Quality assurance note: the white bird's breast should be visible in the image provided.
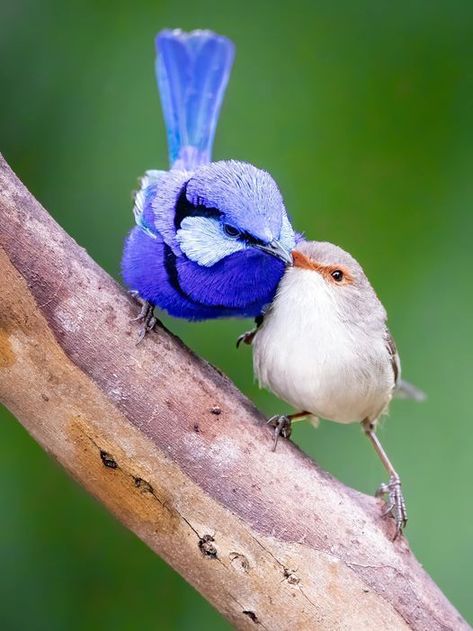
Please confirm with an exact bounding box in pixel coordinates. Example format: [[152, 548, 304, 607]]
[[252, 269, 394, 423]]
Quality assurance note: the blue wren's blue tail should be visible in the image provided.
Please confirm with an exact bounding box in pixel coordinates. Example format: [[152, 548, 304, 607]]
[[156, 29, 235, 171]]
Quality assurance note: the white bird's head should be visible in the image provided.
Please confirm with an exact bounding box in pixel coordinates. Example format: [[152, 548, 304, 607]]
[[283, 241, 387, 328]]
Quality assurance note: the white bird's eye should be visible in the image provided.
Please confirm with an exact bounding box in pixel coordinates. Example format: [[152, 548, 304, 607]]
[[331, 269, 344, 282], [223, 223, 241, 238]]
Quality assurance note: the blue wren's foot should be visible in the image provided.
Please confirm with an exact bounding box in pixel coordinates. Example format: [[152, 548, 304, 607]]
[[130, 293, 157, 343], [376, 475, 407, 540], [267, 415, 292, 451]]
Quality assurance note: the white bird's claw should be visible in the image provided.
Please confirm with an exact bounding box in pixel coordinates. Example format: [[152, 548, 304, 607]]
[[376, 475, 407, 539], [266, 415, 292, 451], [236, 328, 257, 348]]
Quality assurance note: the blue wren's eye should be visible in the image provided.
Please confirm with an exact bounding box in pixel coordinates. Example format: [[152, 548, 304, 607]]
[[223, 223, 241, 238]]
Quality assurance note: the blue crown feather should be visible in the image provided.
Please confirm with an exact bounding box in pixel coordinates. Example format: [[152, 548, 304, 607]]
[[156, 29, 235, 170]]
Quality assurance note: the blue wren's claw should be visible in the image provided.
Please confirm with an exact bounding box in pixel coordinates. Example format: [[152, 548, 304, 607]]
[[376, 475, 407, 540], [267, 415, 292, 451], [130, 295, 157, 344]]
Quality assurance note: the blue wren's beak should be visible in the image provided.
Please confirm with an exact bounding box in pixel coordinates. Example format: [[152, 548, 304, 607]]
[[255, 240, 293, 266]]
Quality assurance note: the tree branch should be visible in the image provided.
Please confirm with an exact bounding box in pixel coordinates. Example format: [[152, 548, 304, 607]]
[[0, 154, 468, 630]]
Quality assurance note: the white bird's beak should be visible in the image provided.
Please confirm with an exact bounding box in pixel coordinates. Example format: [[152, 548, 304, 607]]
[[255, 240, 293, 266]]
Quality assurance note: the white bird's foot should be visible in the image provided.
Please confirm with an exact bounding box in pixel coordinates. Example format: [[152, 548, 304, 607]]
[[267, 415, 292, 451], [376, 475, 407, 539], [236, 314, 264, 348], [129, 294, 157, 344], [236, 328, 257, 348]]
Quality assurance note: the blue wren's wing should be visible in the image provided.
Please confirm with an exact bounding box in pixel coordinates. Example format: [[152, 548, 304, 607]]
[[156, 29, 235, 170], [132, 170, 165, 239]]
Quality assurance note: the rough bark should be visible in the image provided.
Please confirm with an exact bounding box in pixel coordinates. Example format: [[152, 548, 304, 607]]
[[0, 154, 468, 630]]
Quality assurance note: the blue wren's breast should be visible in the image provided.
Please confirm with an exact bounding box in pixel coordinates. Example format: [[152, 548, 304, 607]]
[[122, 216, 287, 320]]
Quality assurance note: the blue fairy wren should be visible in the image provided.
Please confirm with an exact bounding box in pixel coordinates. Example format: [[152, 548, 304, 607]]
[[240, 241, 425, 538], [121, 29, 296, 336]]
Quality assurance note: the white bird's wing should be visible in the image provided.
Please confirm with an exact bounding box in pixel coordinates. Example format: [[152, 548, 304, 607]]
[[385, 330, 401, 387], [385, 329, 426, 402]]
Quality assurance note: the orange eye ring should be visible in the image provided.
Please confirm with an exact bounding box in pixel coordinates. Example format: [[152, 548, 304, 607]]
[[292, 251, 354, 285]]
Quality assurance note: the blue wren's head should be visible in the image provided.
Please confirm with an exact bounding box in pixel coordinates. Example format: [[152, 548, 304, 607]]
[[175, 160, 294, 268]]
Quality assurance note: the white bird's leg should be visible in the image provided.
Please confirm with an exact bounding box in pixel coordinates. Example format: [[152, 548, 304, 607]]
[[129, 292, 157, 344], [362, 419, 407, 539], [267, 411, 310, 451]]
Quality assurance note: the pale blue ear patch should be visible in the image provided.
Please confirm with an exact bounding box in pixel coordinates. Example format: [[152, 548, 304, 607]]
[[176, 216, 248, 266], [279, 213, 296, 251], [176, 212, 296, 267]]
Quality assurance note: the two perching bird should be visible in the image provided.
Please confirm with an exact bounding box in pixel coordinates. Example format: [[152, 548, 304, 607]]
[[122, 29, 424, 538]]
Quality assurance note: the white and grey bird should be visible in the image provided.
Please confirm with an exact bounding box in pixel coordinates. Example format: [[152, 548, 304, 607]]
[[239, 240, 425, 537]]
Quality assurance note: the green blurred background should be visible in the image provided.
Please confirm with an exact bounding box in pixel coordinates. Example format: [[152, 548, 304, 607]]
[[1, 0, 472, 628]]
